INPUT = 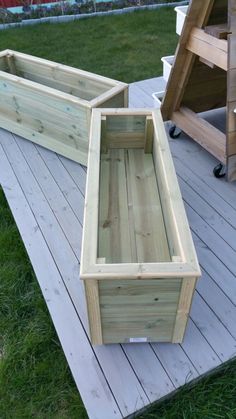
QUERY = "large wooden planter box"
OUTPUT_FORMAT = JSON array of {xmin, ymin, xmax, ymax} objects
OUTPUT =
[
  {"xmin": 0, "ymin": 50, "xmax": 128, "ymax": 166},
  {"xmin": 81, "ymin": 108, "xmax": 201, "ymax": 345}
]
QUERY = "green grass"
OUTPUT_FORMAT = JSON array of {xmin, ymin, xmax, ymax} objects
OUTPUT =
[
  {"xmin": 0, "ymin": 8, "xmax": 236, "ymax": 419},
  {"xmin": 0, "ymin": 8, "xmax": 178, "ymax": 82}
]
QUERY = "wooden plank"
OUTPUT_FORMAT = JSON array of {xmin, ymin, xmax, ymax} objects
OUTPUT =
[
  {"xmin": 185, "ymin": 203, "xmax": 236, "ymax": 278},
  {"xmin": 36, "ymin": 146, "xmax": 85, "ymax": 225},
  {"xmin": 122, "ymin": 343, "xmax": 175, "ymax": 402},
  {"xmin": 126, "ymin": 148, "xmax": 170, "ymax": 263},
  {"xmin": 173, "ymin": 157, "xmax": 236, "ymax": 230},
  {"xmin": 186, "ymin": 28, "xmax": 228, "ymax": 72},
  {"xmin": 84, "ymin": 280, "xmax": 103, "ymax": 345},
  {"xmin": 14, "ymin": 135, "xmax": 83, "ymax": 256},
  {"xmin": 204, "ymin": 23, "xmax": 230, "ymax": 39},
  {"xmin": 6, "ymin": 53, "xmax": 17, "ymax": 75},
  {"xmin": 98, "ymin": 149, "xmax": 133, "ymax": 263},
  {"xmin": 181, "ymin": 319, "xmax": 220, "ymax": 374},
  {"xmin": 178, "ymin": 176, "xmax": 236, "ymax": 252},
  {"xmin": 99, "ymin": 279, "xmax": 181, "ymax": 344},
  {"xmin": 144, "ymin": 115, "xmax": 154, "ymax": 153},
  {"xmin": 197, "ymin": 269, "xmax": 236, "ymax": 339},
  {"xmin": 172, "ymin": 107, "xmax": 226, "ymax": 163},
  {"xmin": 168, "ymin": 122, "xmax": 236, "ymax": 210},
  {"xmin": 172, "ymin": 277, "xmax": 197, "ymax": 343},
  {"xmin": 152, "ymin": 339, "xmax": 199, "ymax": 387},
  {"xmin": 191, "ymin": 293, "xmax": 236, "ymax": 361},
  {"xmin": 0, "ymin": 142, "xmax": 122, "ymax": 419}
]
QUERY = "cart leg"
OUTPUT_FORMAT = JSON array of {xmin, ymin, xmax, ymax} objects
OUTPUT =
[
  {"xmin": 213, "ymin": 163, "xmax": 226, "ymax": 179},
  {"xmin": 169, "ymin": 125, "xmax": 182, "ymax": 139}
]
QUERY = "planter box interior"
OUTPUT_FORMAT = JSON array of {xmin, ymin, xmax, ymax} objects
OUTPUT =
[
  {"xmin": 0, "ymin": 50, "xmax": 128, "ymax": 165},
  {"xmin": 81, "ymin": 108, "xmax": 201, "ymax": 345}
]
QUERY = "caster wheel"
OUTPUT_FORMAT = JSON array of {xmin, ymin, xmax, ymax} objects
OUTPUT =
[
  {"xmin": 213, "ymin": 163, "xmax": 226, "ymax": 179},
  {"xmin": 169, "ymin": 125, "xmax": 181, "ymax": 139}
]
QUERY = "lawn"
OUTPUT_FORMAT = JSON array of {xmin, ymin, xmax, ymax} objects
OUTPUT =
[{"xmin": 0, "ymin": 7, "xmax": 236, "ymax": 419}]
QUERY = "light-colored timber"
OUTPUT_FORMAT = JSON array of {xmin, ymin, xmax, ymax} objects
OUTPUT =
[
  {"xmin": 80, "ymin": 108, "xmax": 200, "ymax": 345},
  {"xmin": 161, "ymin": 0, "xmax": 236, "ymax": 181},
  {"xmin": 0, "ymin": 78, "xmax": 236, "ymax": 418},
  {"xmin": 0, "ymin": 49, "xmax": 128, "ymax": 166}
]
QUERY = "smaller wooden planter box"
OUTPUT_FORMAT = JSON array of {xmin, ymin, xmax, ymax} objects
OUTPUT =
[
  {"xmin": 81, "ymin": 108, "xmax": 201, "ymax": 345},
  {"xmin": 0, "ymin": 49, "xmax": 128, "ymax": 166}
]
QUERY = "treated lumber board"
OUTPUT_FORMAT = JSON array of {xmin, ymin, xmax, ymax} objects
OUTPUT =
[
  {"xmin": 0, "ymin": 143, "xmax": 122, "ymax": 419},
  {"xmin": 152, "ymin": 339, "xmax": 198, "ymax": 386},
  {"xmin": 152, "ymin": 110, "xmax": 200, "ymax": 271},
  {"xmin": 191, "ymin": 293, "xmax": 236, "ymax": 361},
  {"xmin": 173, "ymin": 157, "xmax": 236, "ymax": 229},
  {"xmin": 171, "ymin": 107, "xmax": 226, "ymax": 163},
  {"xmin": 204, "ymin": 23, "xmax": 230, "ymax": 39},
  {"xmin": 122, "ymin": 343, "xmax": 175, "ymax": 402},
  {"xmin": 178, "ymin": 177, "xmax": 236, "ymax": 251},
  {"xmin": 126, "ymin": 149, "xmax": 170, "ymax": 263},
  {"xmin": 98, "ymin": 149, "xmax": 133, "ymax": 263},
  {"xmin": 227, "ymin": 34, "xmax": 236, "ymax": 180},
  {"xmin": 36, "ymin": 146, "xmax": 85, "ymax": 224},
  {"xmin": 14, "ymin": 135, "xmax": 83, "ymax": 256},
  {"xmin": 180, "ymin": 319, "xmax": 220, "ymax": 374},
  {"xmin": 187, "ymin": 28, "xmax": 228, "ymax": 69},
  {"xmin": 58, "ymin": 155, "xmax": 87, "ymax": 196},
  {"xmin": 172, "ymin": 277, "xmax": 197, "ymax": 343},
  {"xmin": 185, "ymin": 203, "xmax": 236, "ymax": 278},
  {"xmin": 197, "ymin": 270, "xmax": 236, "ymax": 339},
  {"xmin": 99, "ymin": 279, "xmax": 181, "ymax": 343},
  {"xmin": 169, "ymin": 127, "xmax": 236, "ymax": 210}
]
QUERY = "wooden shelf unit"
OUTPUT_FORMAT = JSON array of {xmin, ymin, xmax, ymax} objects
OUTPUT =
[{"xmin": 161, "ymin": 0, "xmax": 236, "ymax": 181}]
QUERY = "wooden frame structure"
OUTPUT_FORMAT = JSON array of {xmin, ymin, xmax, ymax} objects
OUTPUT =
[
  {"xmin": 81, "ymin": 108, "xmax": 201, "ymax": 345},
  {"xmin": 0, "ymin": 49, "xmax": 128, "ymax": 166},
  {"xmin": 161, "ymin": 0, "xmax": 236, "ymax": 181}
]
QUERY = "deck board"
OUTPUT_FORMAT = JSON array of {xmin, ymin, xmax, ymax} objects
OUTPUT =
[{"xmin": 0, "ymin": 76, "xmax": 236, "ymax": 419}]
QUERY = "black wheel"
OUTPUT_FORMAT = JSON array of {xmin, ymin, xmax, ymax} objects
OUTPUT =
[
  {"xmin": 213, "ymin": 163, "xmax": 226, "ymax": 179},
  {"xmin": 169, "ymin": 125, "xmax": 181, "ymax": 139}
]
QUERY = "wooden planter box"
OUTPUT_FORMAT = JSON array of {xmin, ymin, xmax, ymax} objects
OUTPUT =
[
  {"xmin": 81, "ymin": 108, "xmax": 201, "ymax": 345},
  {"xmin": 0, "ymin": 50, "xmax": 128, "ymax": 166}
]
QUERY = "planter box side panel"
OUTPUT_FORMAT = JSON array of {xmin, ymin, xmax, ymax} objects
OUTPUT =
[
  {"xmin": 11, "ymin": 54, "xmax": 113, "ymax": 102},
  {"xmin": 98, "ymin": 278, "xmax": 182, "ymax": 344},
  {"xmin": 0, "ymin": 76, "xmax": 89, "ymax": 165},
  {"xmin": 98, "ymin": 89, "xmax": 128, "ymax": 108}
]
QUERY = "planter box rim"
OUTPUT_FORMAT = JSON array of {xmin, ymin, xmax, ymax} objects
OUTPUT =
[{"xmin": 0, "ymin": 49, "xmax": 127, "ymax": 108}]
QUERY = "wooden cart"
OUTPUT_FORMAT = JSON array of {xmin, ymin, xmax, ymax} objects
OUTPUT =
[
  {"xmin": 80, "ymin": 108, "xmax": 201, "ymax": 345},
  {"xmin": 161, "ymin": 0, "xmax": 236, "ymax": 181},
  {"xmin": 0, "ymin": 50, "xmax": 128, "ymax": 166}
]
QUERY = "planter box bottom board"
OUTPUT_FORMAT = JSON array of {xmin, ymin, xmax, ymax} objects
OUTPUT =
[{"xmin": 99, "ymin": 148, "xmax": 171, "ymax": 264}]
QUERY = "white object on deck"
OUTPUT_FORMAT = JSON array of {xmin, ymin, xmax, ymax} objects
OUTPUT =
[
  {"xmin": 152, "ymin": 91, "xmax": 164, "ymax": 108},
  {"xmin": 161, "ymin": 55, "xmax": 174, "ymax": 82},
  {"xmin": 175, "ymin": 5, "xmax": 188, "ymax": 35}
]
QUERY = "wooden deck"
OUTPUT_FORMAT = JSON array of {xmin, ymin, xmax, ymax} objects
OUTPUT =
[{"xmin": 0, "ymin": 76, "xmax": 236, "ymax": 419}]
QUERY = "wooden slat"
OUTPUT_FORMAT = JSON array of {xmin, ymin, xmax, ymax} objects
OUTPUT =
[
  {"xmin": 204, "ymin": 23, "xmax": 230, "ymax": 39},
  {"xmin": 172, "ymin": 107, "xmax": 226, "ymax": 163}
]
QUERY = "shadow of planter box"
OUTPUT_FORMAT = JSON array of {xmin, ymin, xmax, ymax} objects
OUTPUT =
[
  {"xmin": 81, "ymin": 108, "xmax": 201, "ymax": 345},
  {"xmin": 0, "ymin": 49, "xmax": 128, "ymax": 165}
]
